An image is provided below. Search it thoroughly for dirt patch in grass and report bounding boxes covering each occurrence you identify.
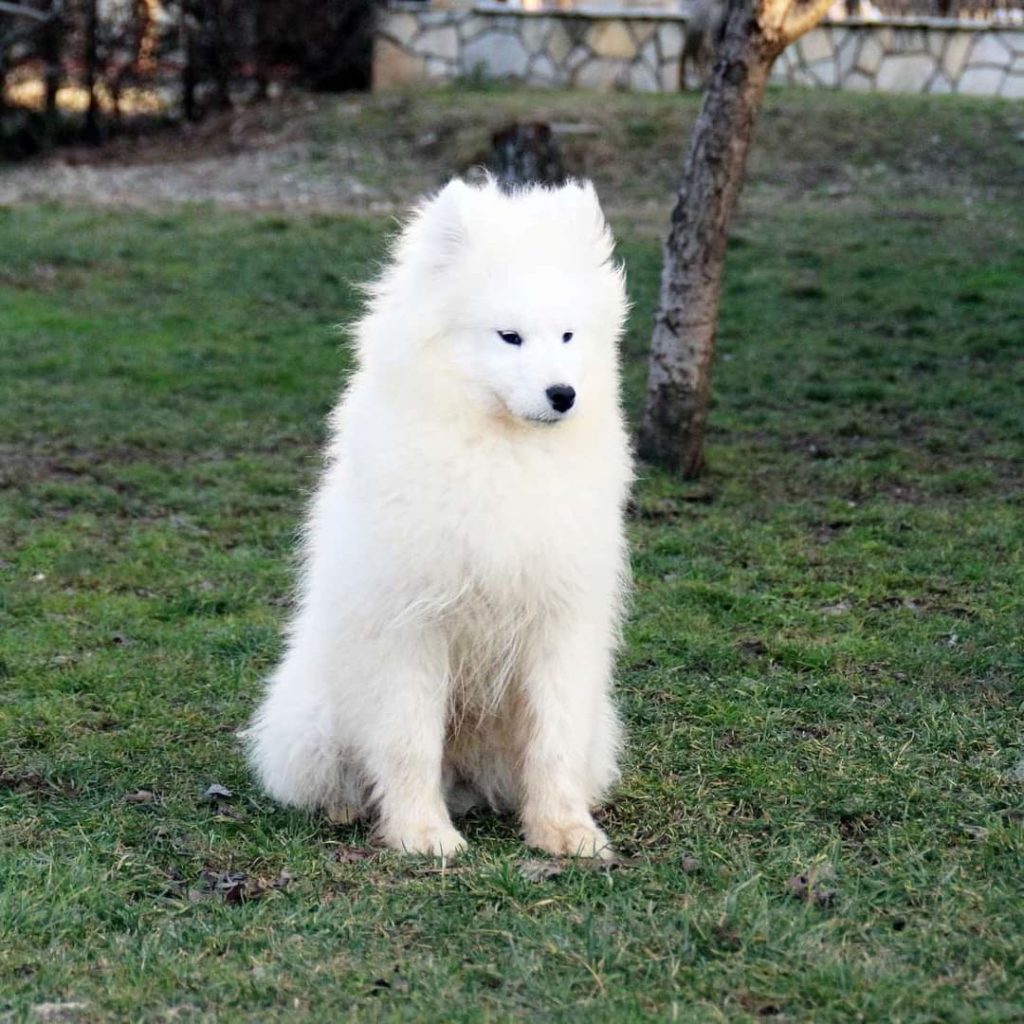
[0,771,77,799]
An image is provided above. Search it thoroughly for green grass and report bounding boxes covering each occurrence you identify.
[2,88,1023,1022]
[297,85,1024,212]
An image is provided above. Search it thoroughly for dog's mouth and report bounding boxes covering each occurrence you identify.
[488,392,571,427]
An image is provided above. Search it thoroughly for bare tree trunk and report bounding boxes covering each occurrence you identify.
[181,1,199,121]
[83,0,101,143]
[253,0,269,99]
[639,0,830,478]
[40,3,63,143]
[206,0,231,110]
[110,72,122,129]
[639,1,778,477]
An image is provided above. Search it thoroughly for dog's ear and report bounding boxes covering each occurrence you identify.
[417,178,474,272]
[569,180,602,212]
[563,180,615,263]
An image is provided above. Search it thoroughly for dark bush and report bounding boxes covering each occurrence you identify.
[255,0,378,93]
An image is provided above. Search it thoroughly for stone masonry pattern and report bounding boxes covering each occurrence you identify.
[374,3,1024,98]
[771,21,1024,96]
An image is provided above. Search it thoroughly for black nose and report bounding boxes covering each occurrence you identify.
[546,384,576,413]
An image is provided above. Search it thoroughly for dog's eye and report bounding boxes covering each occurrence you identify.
[562,332,573,343]
[498,331,522,346]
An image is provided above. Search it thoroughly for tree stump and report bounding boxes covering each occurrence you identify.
[488,122,565,190]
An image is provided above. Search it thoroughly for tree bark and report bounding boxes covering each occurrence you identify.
[206,0,231,111]
[639,0,780,477]
[83,0,101,143]
[40,2,62,143]
[181,2,199,122]
[639,0,830,478]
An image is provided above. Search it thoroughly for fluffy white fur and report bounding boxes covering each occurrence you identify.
[247,177,632,859]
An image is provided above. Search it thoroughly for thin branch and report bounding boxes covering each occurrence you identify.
[0,1,60,22]
[757,0,831,44]
[781,0,834,41]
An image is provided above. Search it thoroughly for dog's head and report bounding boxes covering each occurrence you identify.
[365,177,628,428]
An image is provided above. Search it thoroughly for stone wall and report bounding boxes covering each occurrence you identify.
[771,21,1024,96]
[375,4,687,92]
[374,2,1024,98]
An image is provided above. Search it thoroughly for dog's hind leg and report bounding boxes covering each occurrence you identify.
[246,621,366,817]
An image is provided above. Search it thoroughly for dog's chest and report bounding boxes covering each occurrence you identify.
[429,440,601,587]
[354,410,625,615]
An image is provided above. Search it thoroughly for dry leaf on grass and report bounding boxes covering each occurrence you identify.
[738,638,768,657]
[0,772,75,798]
[958,823,988,842]
[517,859,564,882]
[30,1002,89,1021]
[123,789,157,804]
[333,845,381,864]
[200,782,245,820]
[368,969,410,996]
[820,599,852,616]
[188,868,292,905]
[517,855,637,882]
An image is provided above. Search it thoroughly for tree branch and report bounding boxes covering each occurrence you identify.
[0,1,60,22]
[780,0,833,41]
[757,0,832,45]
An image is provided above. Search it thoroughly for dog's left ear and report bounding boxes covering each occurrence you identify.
[563,181,615,262]
[418,178,474,273]
[568,180,603,214]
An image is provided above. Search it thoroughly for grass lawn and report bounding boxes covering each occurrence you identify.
[1,87,1023,1022]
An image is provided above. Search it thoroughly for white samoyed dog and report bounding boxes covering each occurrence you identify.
[247,177,632,859]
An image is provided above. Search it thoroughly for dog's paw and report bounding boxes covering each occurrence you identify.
[383,822,468,858]
[524,820,614,860]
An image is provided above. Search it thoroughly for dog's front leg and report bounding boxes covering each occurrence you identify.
[518,618,616,860]
[360,626,466,858]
